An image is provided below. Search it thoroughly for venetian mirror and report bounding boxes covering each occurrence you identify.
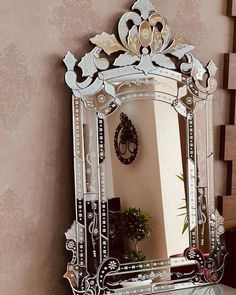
[63,1,227,294]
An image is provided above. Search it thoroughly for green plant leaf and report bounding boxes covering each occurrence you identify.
[176,173,184,182]
[182,221,189,235]
[123,250,147,263]
[177,213,187,217]
[178,205,187,210]
[121,207,152,242]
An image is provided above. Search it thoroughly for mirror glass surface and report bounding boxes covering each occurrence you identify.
[106,98,189,260]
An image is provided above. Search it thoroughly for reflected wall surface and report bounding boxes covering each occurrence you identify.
[107,98,189,260]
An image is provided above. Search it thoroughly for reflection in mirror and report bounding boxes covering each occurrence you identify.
[114,112,139,165]
[106,98,189,261]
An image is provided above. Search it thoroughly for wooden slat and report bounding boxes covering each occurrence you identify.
[224,53,236,89]
[221,230,236,287]
[227,161,236,195]
[232,161,236,194]
[220,125,236,161]
[220,125,236,193]
[225,219,236,230]
[218,196,236,230]
[229,91,236,124]
[228,0,236,16]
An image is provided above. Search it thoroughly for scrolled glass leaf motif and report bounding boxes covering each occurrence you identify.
[114,113,139,165]
[63,0,218,117]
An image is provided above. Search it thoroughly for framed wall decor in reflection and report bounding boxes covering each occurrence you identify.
[63,0,227,294]
[114,112,139,165]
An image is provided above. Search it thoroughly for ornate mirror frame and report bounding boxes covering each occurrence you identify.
[63,1,227,294]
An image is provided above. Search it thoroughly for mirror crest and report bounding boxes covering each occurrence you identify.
[64,0,217,117]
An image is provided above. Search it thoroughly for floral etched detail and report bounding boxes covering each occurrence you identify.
[134,269,196,282]
[185,246,228,284]
[108,260,118,270]
[215,209,225,243]
[117,78,152,92]
[197,188,207,246]
[66,240,77,264]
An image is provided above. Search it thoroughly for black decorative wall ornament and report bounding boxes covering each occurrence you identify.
[114,113,138,165]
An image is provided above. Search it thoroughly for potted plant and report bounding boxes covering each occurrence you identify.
[121,207,152,288]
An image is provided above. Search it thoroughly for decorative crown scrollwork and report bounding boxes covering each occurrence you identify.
[90,2,195,73]
[63,0,217,114]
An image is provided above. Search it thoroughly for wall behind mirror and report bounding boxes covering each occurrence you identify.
[0,0,232,294]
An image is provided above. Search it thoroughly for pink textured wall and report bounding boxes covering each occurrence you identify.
[0,0,232,293]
